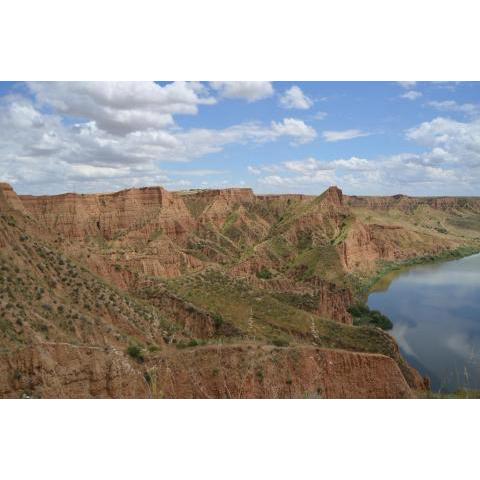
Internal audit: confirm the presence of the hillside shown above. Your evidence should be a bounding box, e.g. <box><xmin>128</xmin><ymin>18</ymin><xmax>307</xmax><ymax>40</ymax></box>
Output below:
<box><xmin>1</xmin><ymin>181</ymin><xmax>479</xmax><ymax>398</ymax></box>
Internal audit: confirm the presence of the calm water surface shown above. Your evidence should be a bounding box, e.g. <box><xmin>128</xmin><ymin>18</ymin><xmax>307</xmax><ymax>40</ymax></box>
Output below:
<box><xmin>368</xmin><ymin>253</ymin><xmax>480</xmax><ymax>392</ymax></box>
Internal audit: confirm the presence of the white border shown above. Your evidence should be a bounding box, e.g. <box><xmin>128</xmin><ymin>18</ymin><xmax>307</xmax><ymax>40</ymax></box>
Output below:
<box><xmin>1</xmin><ymin>399</ymin><xmax>479</xmax><ymax>479</ymax></box>
<box><xmin>1</xmin><ymin>0</ymin><xmax>480</xmax><ymax>80</ymax></box>
<box><xmin>1</xmin><ymin>1</ymin><xmax>479</xmax><ymax>478</ymax></box>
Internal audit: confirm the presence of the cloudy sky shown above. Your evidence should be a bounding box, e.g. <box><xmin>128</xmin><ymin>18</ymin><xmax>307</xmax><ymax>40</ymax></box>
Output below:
<box><xmin>0</xmin><ymin>81</ymin><xmax>479</xmax><ymax>196</ymax></box>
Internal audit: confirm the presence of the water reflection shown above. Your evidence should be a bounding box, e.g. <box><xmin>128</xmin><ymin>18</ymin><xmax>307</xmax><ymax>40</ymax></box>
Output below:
<box><xmin>368</xmin><ymin>253</ymin><xmax>480</xmax><ymax>392</ymax></box>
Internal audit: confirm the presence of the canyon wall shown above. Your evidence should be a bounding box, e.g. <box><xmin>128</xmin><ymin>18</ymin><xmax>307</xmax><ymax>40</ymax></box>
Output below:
<box><xmin>0</xmin><ymin>344</ymin><xmax>419</xmax><ymax>399</ymax></box>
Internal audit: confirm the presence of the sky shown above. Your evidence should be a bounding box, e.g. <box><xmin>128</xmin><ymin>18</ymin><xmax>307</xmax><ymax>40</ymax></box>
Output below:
<box><xmin>0</xmin><ymin>81</ymin><xmax>479</xmax><ymax>196</ymax></box>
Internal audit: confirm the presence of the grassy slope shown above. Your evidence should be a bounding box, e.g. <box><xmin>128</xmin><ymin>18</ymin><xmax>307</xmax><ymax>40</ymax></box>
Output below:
<box><xmin>165</xmin><ymin>268</ymin><xmax>405</xmax><ymax>362</ymax></box>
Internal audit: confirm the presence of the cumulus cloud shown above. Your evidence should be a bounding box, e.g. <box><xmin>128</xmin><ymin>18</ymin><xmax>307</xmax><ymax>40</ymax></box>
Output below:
<box><xmin>322</xmin><ymin>129</ymin><xmax>370</xmax><ymax>142</ymax></box>
<box><xmin>29</xmin><ymin>81</ymin><xmax>216</xmax><ymax>135</ymax></box>
<box><xmin>255</xmin><ymin>113</ymin><xmax>480</xmax><ymax>195</ymax></box>
<box><xmin>0</xmin><ymin>89</ymin><xmax>317</xmax><ymax>193</ymax></box>
<box><xmin>279</xmin><ymin>86</ymin><xmax>313</xmax><ymax>110</ymax></box>
<box><xmin>401</xmin><ymin>90</ymin><xmax>422</xmax><ymax>101</ymax></box>
<box><xmin>406</xmin><ymin>116</ymin><xmax>480</xmax><ymax>167</ymax></box>
<box><xmin>209</xmin><ymin>81</ymin><xmax>274</xmax><ymax>102</ymax></box>
<box><xmin>270</xmin><ymin>118</ymin><xmax>317</xmax><ymax>144</ymax></box>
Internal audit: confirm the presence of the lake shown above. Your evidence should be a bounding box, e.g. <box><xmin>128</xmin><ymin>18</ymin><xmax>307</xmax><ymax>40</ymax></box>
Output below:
<box><xmin>368</xmin><ymin>253</ymin><xmax>480</xmax><ymax>392</ymax></box>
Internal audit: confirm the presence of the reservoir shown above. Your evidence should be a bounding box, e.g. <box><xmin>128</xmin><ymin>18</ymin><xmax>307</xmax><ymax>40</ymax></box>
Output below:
<box><xmin>368</xmin><ymin>253</ymin><xmax>480</xmax><ymax>392</ymax></box>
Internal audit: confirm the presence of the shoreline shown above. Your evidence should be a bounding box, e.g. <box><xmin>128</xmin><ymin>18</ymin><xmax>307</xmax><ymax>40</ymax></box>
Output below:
<box><xmin>365</xmin><ymin>246</ymin><xmax>480</xmax><ymax>395</ymax></box>
<box><xmin>357</xmin><ymin>245</ymin><xmax>480</xmax><ymax>301</ymax></box>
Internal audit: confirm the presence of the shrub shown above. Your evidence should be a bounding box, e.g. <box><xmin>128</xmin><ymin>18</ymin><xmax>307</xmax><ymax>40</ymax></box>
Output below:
<box><xmin>212</xmin><ymin>312</ymin><xmax>224</xmax><ymax>328</ymax></box>
<box><xmin>272</xmin><ymin>338</ymin><xmax>289</xmax><ymax>347</ymax></box>
<box><xmin>144</xmin><ymin>371</ymin><xmax>152</xmax><ymax>384</ymax></box>
<box><xmin>348</xmin><ymin>303</ymin><xmax>393</xmax><ymax>330</ymax></box>
<box><xmin>256</xmin><ymin>267</ymin><xmax>272</xmax><ymax>280</ymax></box>
<box><xmin>176</xmin><ymin>339</ymin><xmax>201</xmax><ymax>349</ymax></box>
<box><xmin>126</xmin><ymin>344</ymin><xmax>144</xmax><ymax>362</ymax></box>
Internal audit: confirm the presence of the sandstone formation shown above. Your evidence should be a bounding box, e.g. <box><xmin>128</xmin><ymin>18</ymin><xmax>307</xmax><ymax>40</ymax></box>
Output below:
<box><xmin>2</xmin><ymin>180</ymin><xmax>479</xmax><ymax>398</ymax></box>
<box><xmin>0</xmin><ymin>344</ymin><xmax>416</xmax><ymax>399</ymax></box>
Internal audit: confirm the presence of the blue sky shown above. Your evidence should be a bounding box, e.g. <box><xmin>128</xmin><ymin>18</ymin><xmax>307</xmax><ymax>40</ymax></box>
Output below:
<box><xmin>0</xmin><ymin>81</ymin><xmax>479</xmax><ymax>196</ymax></box>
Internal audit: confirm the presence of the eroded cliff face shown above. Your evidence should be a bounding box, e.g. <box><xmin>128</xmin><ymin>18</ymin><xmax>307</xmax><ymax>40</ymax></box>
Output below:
<box><xmin>0</xmin><ymin>344</ymin><xmax>421</xmax><ymax>399</ymax></box>
<box><xmin>16</xmin><ymin>183</ymin><xmax>480</xmax><ymax>325</ymax></box>
<box><xmin>2</xmin><ymin>181</ymin><xmax>478</xmax><ymax>398</ymax></box>
<box><xmin>20</xmin><ymin>186</ymin><xmax>196</xmax><ymax>243</ymax></box>
<box><xmin>345</xmin><ymin>194</ymin><xmax>480</xmax><ymax>212</ymax></box>
<box><xmin>144</xmin><ymin>345</ymin><xmax>420</xmax><ymax>399</ymax></box>
<box><xmin>0</xmin><ymin>182</ymin><xmax>27</xmax><ymax>214</ymax></box>
<box><xmin>0</xmin><ymin>344</ymin><xmax>149</xmax><ymax>399</ymax></box>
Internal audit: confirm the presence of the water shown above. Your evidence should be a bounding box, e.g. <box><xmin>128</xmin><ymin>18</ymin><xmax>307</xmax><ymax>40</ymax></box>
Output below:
<box><xmin>368</xmin><ymin>254</ymin><xmax>480</xmax><ymax>392</ymax></box>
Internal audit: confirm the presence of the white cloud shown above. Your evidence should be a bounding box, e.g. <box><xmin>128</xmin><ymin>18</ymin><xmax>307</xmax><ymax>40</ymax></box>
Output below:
<box><xmin>255</xmin><ymin>114</ymin><xmax>480</xmax><ymax>195</ymax></box>
<box><xmin>259</xmin><ymin>170</ymin><xmax>336</xmax><ymax>188</ymax></box>
<box><xmin>248</xmin><ymin>166</ymin><xmax>261</xmax><ymax>175</ymax></box>
<box><xmin>279</xmin><ymin>86</ymin><xmax>313</xmax><ymax>110</ymax></box>
<box><xmin>401</xmin><ymin>90</ymin><xmax>422</xmax><ymax>101</ymax></box>
<box><xmin>29</xmin><ymin>81</ymin><xmax>216</xmax><ymax>135</ymax></box>
<box><xmin>406</xmin><ymin>116</ymin><xmax>480</xmax><ymax>167</ymax></box>
<box><xmin>313</xmin><ymin>111</ymin><xmax>327</xmax><ymax>120</ymax></box>
<box><xmin>271</xmin><ymin>118</ymin><xmax>317</xmax><ymax>144</ymax></box>
<box><xmin>0</xmin><ymin>91</ymin><xmax>317</xmax><ymax>193</ymax></box>
<box><xmin>427</xmin><ymin>100</ymin><xmax>478</xmax><ymax>116</ymax></box>
<box><xmin>283</xmin><ymin>157</ymin><xmax>331</xmax><ymax>174</ymax></box>
<box><xmin>398</xmin><ymin>81</ymin><xmax>417</xmax><ymax>89</ymax></box>
<box><xmin>209</xmin><ymin>81</ymin><xmax>274</xmax><ymax>102</ymax></box>
<box><xmin>322</xmin><ymin>129</ymin><xmax>370</xmax><ymax>142</ymax></box>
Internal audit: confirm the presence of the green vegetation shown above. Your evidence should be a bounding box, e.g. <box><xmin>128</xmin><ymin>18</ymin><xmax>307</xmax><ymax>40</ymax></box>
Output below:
<box><xmin>348</xmin><ymin>303</ymin><xmax>393</xmax><ymax>330</ymax></box>
<box><xmin>222</xmin><ymin>210</ymin><xmax>239</xmax><ymax>233</ymax></box>
<box><xmin>418</xmin><ymin>389</ymin><xmax>480</xmax><ymax>399</ymax></box>
<box><xmin>176</xmin><ymin>338</ymin><xmax>204</xmax><ymax>349</ymax></box>
<box><xmin>126</xmin><ymin>344</ymin><xmax>144</xmax><ymax>362</ymax></box>
<box><xmin>256</xmin><ymin>267</ymin><xmax>272</xmax><ymax>280</ymax></box>
<box><xmin>353</xmin><ymin>245</ymin><xmax>480</xmax><ymax>298</ymax></box>
<box><xmin>149</xmin><ymin>228</ymin><xmax>163</xmax><ymax>242</ymax></box>
<box><xmin>271</xmin><ymin>338</ymin><xmax>289</xmax><ymax>347</ymax></box>
<box><xmin>331</xmin><ymin>216</ymin><xmax>353</xmax><ymax>246</ymax></box>
<box><xmin>271</xmin><ymin>291</ymin><xmax>319</xmax><ymax>312</ymax></box>
<box><xmin>211</xmin><ymin>312</ymin><xmax>224</xmax><ymax>328</ymax></box>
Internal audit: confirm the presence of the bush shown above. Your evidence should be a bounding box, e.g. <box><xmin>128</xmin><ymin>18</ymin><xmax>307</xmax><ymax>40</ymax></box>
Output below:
<box><xmin>272</xmin><ymin>338</ymin><xmax>289</xmax><ymax>347</ymax></box>
<box><xmin>348</xmin><ymin>303</ymin><xmax>393</xmax><ymax>330</ymax></box>
<box><xmin>126</xmin><ymin>344</ymin><xmax>144</xmax><ymax>362</ymax></box>
<box><xmin>212</xmin><ymin>312</ymin><xmax>224</xmax><ymax>328</ymax></box>
<box><xmin>256</xmin><ymin>267</ymin><xmax>272</xmax><ymax>280</ymax></box>
<box><xmin>144</xmin><ymin>371</ymin><xmax>152</xmax><ymax>384</ymax></box>
<box><xmin>176</xmin><ymin>339</ymin><xmax>201</xmax><ymax>349</ymax></box>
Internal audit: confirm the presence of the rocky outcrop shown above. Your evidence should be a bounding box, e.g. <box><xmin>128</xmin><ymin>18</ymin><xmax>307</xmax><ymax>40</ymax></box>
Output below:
<box><xmin>145</xmin><ymin>345</ymin><xmax>417</xmax><ymax>399</ymax></box>
<box><xmin>0</xmin><ymin>344</ymin><xmax>149</xmax><ymax>399</ymax></box>
<box><xmin>20</xmin><ymin>186</ymin><xmax>196</xmax><ymax>242</ymax></box>
<box><xmin>0</xmin><ymin>182</ymin><xmax>27</xmax><ymax>214</ymax></box>
<box><xmin>338</xmin><ymin>221</ymin><xmax>459</xmax><ymax>273</ymax></box>
<box><xmin>314</xmin><ymin>281</ymin><xmax>353</xmax><ymax>324</ymax></box>
<box><xmin>345</xmin><ymin>194</ymin><xmax>480</xmax><ymax>212</ymax></box>
<box><xmin>196</xmin><ymin>188</ymin><xmax>256</xmax><ymax>227</ymax></box>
